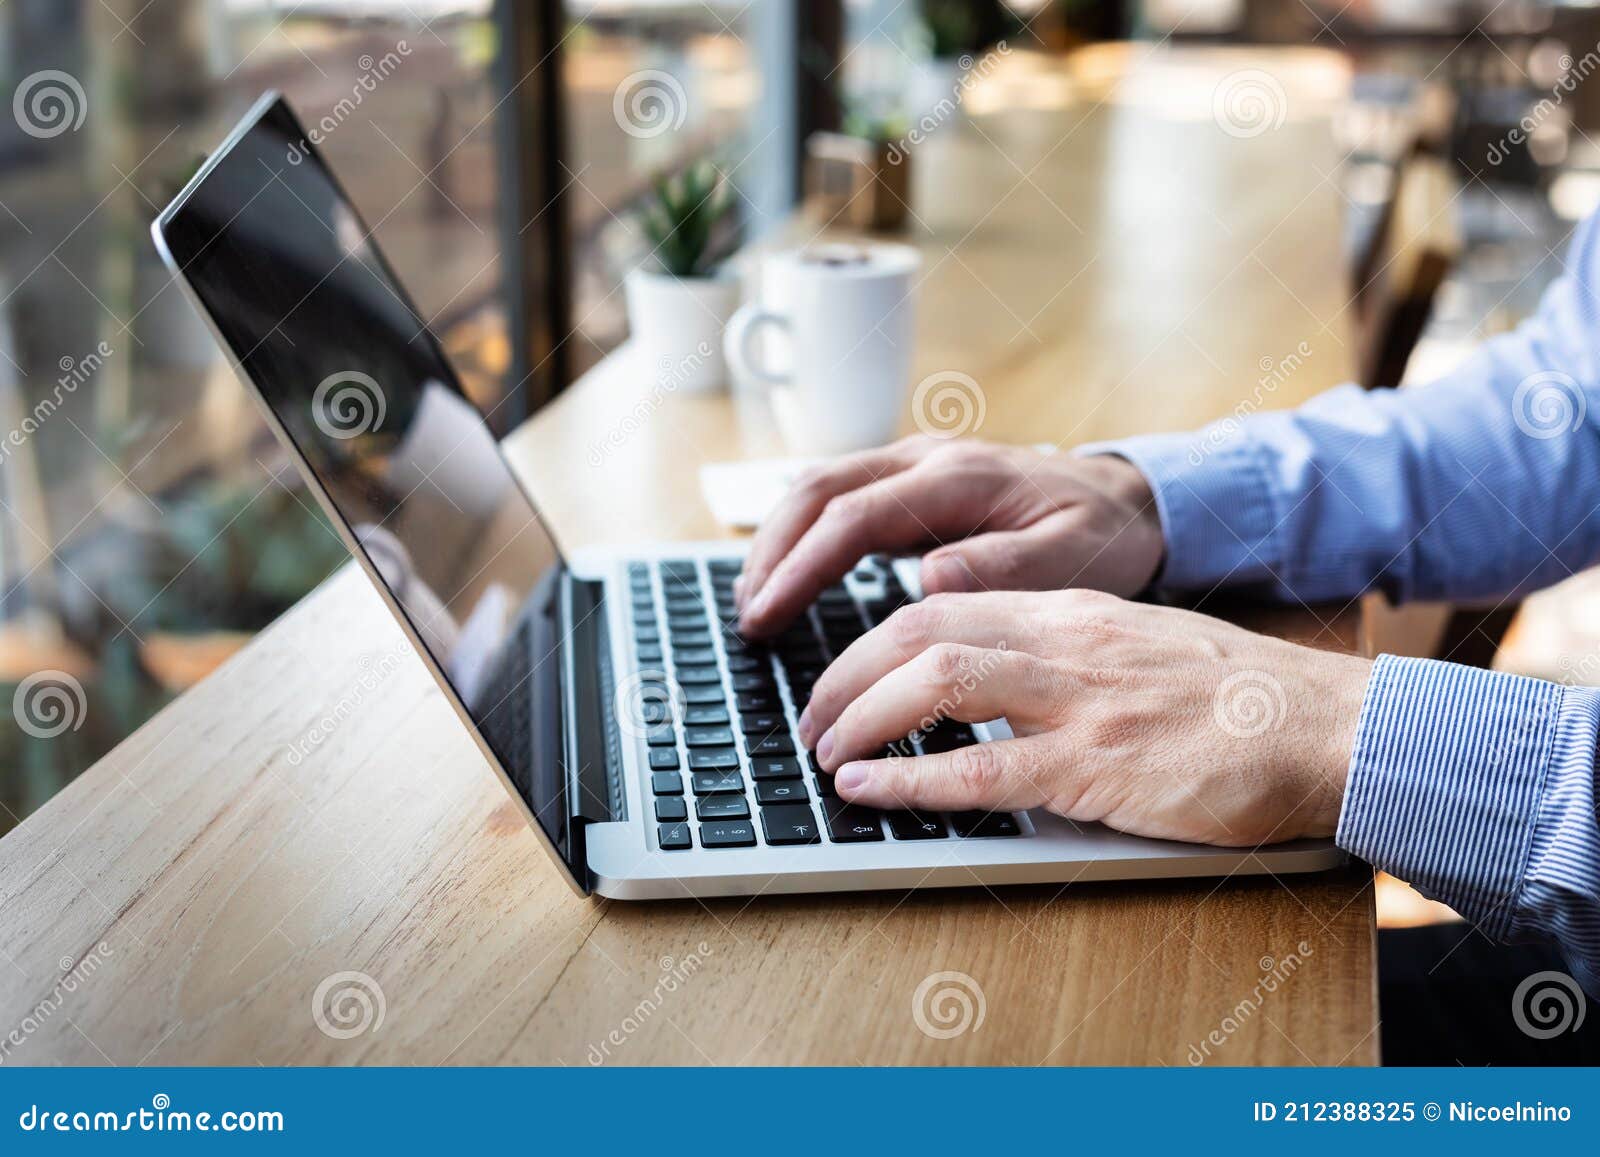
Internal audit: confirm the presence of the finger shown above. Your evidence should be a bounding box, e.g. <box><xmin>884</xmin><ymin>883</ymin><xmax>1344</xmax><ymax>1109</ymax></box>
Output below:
<box><xmin>818</xmin><ymin>645</ymin><xmax>1063</xmax><ymax>771</ymax></box>
<box><xmin>738</xmin><ymin>439</ymin><xmax>930</xmax><ymax>614</ymax></box>
<box><xmin>798</xmin><ymin>592</ymin><xmax>1051</xmax><ymax>746</ymax></box>
<box><xmin>739</xmin><ymin>466</ymin><xmax>985</xmax><ymax>636</ymax></box>
<box><xmin>833</xmin><ymin>736</ymin><xmax>1056</xmax><ymax>813</ymax></box>
<box><xmin>920</xmin><ymin>511</ymin><xmax>1088</xmax><ymax>594</ymax></box>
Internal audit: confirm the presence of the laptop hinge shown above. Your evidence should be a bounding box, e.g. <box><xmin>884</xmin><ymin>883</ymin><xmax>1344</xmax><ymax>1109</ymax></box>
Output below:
<box><xmin>559</xmin><ymin>574</ymin><xmax>625</xmax><ymax>834</ymax></box>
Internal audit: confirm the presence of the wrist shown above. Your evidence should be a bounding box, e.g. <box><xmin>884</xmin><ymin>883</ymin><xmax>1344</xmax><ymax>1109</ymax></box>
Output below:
<box><xmin>1297</xmin><ymin>651</ymin><xmax>1372</xmax><ymax>838</ymax></box>
<box><xmin>1078</xmin><ymin>453</ymin><xmax>1167</xmax><ymax>587</ymax></box>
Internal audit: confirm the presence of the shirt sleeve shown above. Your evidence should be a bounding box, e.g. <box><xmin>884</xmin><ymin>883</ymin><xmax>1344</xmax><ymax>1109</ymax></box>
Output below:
<box><xmin>1338</xmin><ymin>654</ymin><xmax>1600</xmax><ymax>995</ymax></box>
<box><xmin>1079</xmin><ymin>209</ymin><xmax>1600</xmax><ymax>605</ymax></box>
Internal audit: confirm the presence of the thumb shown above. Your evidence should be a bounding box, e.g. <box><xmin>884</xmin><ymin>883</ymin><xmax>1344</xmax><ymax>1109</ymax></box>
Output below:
<box><xmin>833</xmin><ymin>738</ymin><xmax>1052</xmax><ymax>813</ymax></box>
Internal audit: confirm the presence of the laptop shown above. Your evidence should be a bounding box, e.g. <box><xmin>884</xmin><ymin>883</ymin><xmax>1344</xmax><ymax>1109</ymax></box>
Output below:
<box><xmin>152</xmin><ymin>93</ymin><xmax>1344</xmax><ymax>900</ymax></box>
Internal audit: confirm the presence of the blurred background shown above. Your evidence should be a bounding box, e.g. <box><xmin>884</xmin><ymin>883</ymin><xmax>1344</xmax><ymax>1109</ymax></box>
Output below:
<box><xmin>3</xmin><ymin>0</ymin><xmax>1600</xmax><ymax>945</ymax></box>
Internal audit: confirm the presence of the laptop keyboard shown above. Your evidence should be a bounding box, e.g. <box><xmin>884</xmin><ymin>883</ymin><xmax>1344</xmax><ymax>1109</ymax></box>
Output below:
<box><xmin>625</xmin><ymin>557</ymin><xmax>1023</xmax><ymax>852</ymax></box>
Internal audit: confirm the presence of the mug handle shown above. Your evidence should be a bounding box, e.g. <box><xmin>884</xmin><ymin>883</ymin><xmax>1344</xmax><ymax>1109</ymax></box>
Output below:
<box><xmin>723</xmin><ymin>303</ymin><xmax>792</xmax><ymax>389</ymax></box>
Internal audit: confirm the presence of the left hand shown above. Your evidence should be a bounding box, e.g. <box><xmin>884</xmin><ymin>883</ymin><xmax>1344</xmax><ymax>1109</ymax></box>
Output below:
<box><xmin>796</xmin><ymin>590</ymin><xmax>1372</xmax><ymax>847</ymax></box>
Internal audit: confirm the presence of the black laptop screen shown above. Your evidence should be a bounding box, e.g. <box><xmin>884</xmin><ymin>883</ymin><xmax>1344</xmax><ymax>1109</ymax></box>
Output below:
<box><xmin>156</xmin><ymin>97</ymin><xmax>570</xmax><ymax>859</ymax></box>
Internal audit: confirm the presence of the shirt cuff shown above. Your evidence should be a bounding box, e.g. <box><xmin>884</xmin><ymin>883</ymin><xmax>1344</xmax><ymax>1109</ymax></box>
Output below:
<box><xmin>1337</xmin><ymin>654</ymin><xmax>1598</xmax><ymax>942</ymax></box>
<box><xmin>1075</xmin><ymin>431</ymin><xmax>1285</xmax><ymax>592</ymax></box>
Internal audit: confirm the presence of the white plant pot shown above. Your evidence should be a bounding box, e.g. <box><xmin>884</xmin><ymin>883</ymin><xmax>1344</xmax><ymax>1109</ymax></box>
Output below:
<box><xmin>623</xmin><ymin>269</ymin><xmax>739</xmax><ymax>395</ymax></box>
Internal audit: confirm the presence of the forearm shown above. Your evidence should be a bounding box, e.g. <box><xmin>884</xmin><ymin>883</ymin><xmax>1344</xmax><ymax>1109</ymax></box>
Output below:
<box><xmin>1339</xmin><ymin>655</ymin><xmax>1600</xmax><ymax>995</ymax></box>
<box><xmin>1085</xmin><ymin>215</ymin><xmax>1600</xmax><ymax>605</ymax></box>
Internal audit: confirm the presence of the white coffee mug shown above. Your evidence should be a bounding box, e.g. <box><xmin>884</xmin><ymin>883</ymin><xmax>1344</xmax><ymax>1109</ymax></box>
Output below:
<box><xmin>723</xmin><ymin>243</ymin><xmax>920</xmax><ymax>455</ymax></box>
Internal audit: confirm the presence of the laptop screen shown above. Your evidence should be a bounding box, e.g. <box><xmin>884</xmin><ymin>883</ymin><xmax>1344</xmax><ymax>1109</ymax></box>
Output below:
<box><xmin>155</xmin><ymin>96</ymin><xmax>573</xmax><ymax>868</ymax></box>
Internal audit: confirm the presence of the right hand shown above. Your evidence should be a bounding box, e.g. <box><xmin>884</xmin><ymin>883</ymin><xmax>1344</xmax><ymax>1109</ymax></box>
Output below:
<box><xmin>735</xmin><ymin>436</ymin><xmax>1166</xmax><ymax>636</ymax></box>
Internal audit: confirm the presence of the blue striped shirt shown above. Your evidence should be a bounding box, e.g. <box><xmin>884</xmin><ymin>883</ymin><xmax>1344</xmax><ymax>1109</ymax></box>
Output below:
<box><xmin>1093</xmin><ymin>208</ymin><xmax>1600</xmax><ymax>995</ymax></box>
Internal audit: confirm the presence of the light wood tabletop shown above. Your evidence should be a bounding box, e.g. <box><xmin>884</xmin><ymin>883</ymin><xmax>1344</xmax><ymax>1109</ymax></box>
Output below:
<box><xmin>0</xmin><ymin>45</ymin><xmax>1379</xmax><ymax>1066</ymax></box>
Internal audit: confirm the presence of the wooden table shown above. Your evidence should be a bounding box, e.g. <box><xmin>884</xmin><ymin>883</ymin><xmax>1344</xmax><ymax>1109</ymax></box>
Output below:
<box><xmin>0</xmin><ymin>45</ymin><xmax>1378</xmax><ymax>1065</ymax></box>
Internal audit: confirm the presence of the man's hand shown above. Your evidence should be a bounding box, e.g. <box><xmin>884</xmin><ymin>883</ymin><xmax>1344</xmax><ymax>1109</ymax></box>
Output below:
<box><xmin>796</xmin><ymin>590</ymin><xmax>1372</xmax><ymax>847</ymax></box>
<box><xmin>735</xmin><ymin>436</ymin><xmax>1164</xmax><ymax>637</ymax></box>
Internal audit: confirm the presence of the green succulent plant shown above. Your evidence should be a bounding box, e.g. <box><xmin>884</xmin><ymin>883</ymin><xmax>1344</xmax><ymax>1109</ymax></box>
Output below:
<box><xmin>639</xmin><ymin>160</ymin><xmax>735</xmax><ymax>278</ymax></box>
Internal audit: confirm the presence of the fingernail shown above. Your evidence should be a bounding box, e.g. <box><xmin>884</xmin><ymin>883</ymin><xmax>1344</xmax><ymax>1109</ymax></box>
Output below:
<box><xmin>732</xmin><ymin>575</ymin><xmax>746</xmax><ymax>609</ymax></box>
<box><xmin>835</xmin><ymin>762</ymin><xmax>868</xmax><ymax>794</ymax></box>
<box><xmin>796</xmin><ymin>706</ymin><xmax>814</xmax><ymax>745</ymax></box>
<box><xmin>816</xmin><ymin>727</ymin><xmax>835</xmax><ymax>766</ymax></box>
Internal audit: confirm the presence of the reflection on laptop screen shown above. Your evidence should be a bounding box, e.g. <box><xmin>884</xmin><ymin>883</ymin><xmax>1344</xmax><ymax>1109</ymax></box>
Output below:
<box><xmin>156</xmin><ymin>97</ymin><xmax>569</xmax><ymax>854</ymax></box>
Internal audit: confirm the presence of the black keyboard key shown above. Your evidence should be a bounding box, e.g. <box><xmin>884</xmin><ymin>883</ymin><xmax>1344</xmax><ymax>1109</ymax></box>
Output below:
<box><xmin>739</xmin><ymin>713</ymin><xmax>786</xmax><ymax>736</ymax></box>
<box><xmin>885</xmin><ymin>810</ymin><xmax>948</xmax><ymax>840</ymax></box>
<box><xmin>920</xmin><ymin>723</ymin><xmax>977</xmax><ymax>754</ymax></box>
<box><xmin>761</xmin><ymin>804</ymin><xmax>821</xmax><ymax>846</ymax></box>
<box><xmin>636</xmin><ymin>644</ymin><xmax>663</xmax><ymax>663</ymax></box>
<box><xmin>751</xmin><ymin>757</ymin><xmax>802</xmax><ymax>780</ymax></box>
<box><xmin>696</xmin><ymin>794</ymin><xmax>750</xmax><ymax>820</ymax></box>
<box><xmin>648</xmin><ymin>749</ymin><xmax>680</xmax><ymax>771</ymax></box>
<box><xmin>685</xmin><ymin>726</ymin><xmax>735</xmax><ymax>748</ymax></box>
<box><xmin>748</xmin><ymin>734</ymin><xmax>795</xmax><ymax>757</ymax></box>
<box><xmin>756</xmin><ymin>779</ymin><xmax>808</xmax><ymax>805</ymax></box>
<box><xmin>675</xmin><ymin>667</ymin><xmax>722</xmax><ymax>685</ymax></box>
<box><xmin>814</xmin><ymin>771</ymin><xmax>837</xmax><ymax>797</ymax></box>
<box><xmin>655</xmin><ymin>797</ymin><xmax>688</xmax><ymax>822</ymax></box>
<box><xmin>951</xmin><ymin>811</ymin><xmax>1021</xmax><ymax>838</ymax></box>
<box><xmin>816</xmin><ymin>587</ymin><xmax>853</xmax><ymax>605</ymax></box>
<box><xmin>731</xmin><ymin>672</ymin><xmax>777</xmax><ymax>693</ymax></box>
<box><xmin>634</xmin><ymin>626</ymin><xmax>660</xmax><ymax>643</ymax></box>
<box><xmin>707</xmin><ymin>559</ymin><xmax>742</xmax><ymax>574</ymax></box>
<box><xmin>658</xmin><ymin>822</ymin><xmax>692</xmax><ymax>850</ymax></box>
<box><xmin>736</xmin><ymin>691</ymin><xmax>781</xmax><ymax>712</ymax></box>
<box><xmin>667</xmin><ymin>613</ymin><xmax>707</xmax><ymax>630</ymax></box>
<box><xmin>687</xmin><ymin>748</ymin><xmax>739</xmax><ymax>770</ymax></box>
<box><xmin>683</xmin><ymin>685</ymin><xmax>726</xmax><ymax>705</ymax></box>
<box><xmin>646</xmin><ymin>726</ymin><xmax>677</xmax><ymax>748</ymax></box>
<box><xmin>822</xmin><ymin>799</ymin><xmax>884</xmax><ymax>842</ymax></box>
<box><xmin>684</xmin><ymin>704</ymin><xmax>730</xmax><ymax>726</ymax></box>
<box><xmin>724</xmin><ymin>654</ymin><xmax>765</xmax><ymax>674</ymax></box>
<box><xmin>691</xmin><ymin>770</ymin><xmax>745</xmax><ymax>795</ymax></box>
<box><xmin>672</xmin><ymin>631</ymin><xmax>714</xmax><ymax>648</ymax></box>
<box><xmin>651</xmin><ymin>771</ymin><xmax>683</xmax><ymax>795</ymax></box>
<box><xmin>700</xmin><ymin>820</ymin><xmax>757</xmax><ymax>848</ymax></box>
<box><xmin>638</xmin><ymin>700</ymin><xmax>670</xmax><ymax>726</ymax></box>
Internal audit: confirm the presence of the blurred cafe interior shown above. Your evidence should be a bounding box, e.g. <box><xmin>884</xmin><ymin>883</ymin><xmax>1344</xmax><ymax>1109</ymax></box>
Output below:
<box><xmin>6</xmin><ymin>0</ymin><xmax>1600</xmax><ymax>940</ymax></box>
